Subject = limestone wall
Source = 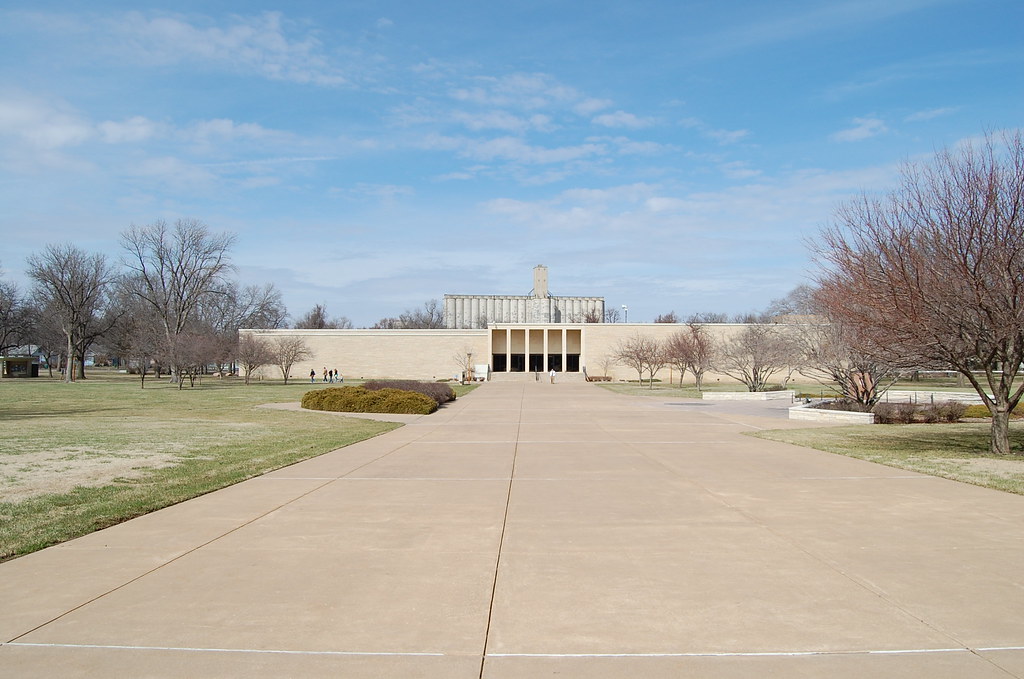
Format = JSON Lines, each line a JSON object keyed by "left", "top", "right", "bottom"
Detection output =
{"left": 240, "top": 322, "right": 811, "bottom": 386}
{"left": 240, "top": 328, "right": 488, "bottom": 382}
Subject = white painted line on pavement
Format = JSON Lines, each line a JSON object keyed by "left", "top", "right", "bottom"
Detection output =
{"left": 4, "top": 642, "right": 445, "bottom": 657}
{"left": 487, "top": 648, "right": 970, "bottom": 658}
{"left": 11, "top": 642, "right": 1022, "bottom": 658}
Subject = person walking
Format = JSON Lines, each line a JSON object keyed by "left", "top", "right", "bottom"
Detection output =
{"left": 323, "top": 366, "right": 328, "bottom": 383}
{"left": 549, "top": 368, "right": 556, "bottom": 384}
{"left": 310, "top": 368, "right": 316, "bottom": 383}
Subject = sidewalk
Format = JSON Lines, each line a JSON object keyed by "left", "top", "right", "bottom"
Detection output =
{"left": 2, "top": 382, "right": 1023, "bottom": 677}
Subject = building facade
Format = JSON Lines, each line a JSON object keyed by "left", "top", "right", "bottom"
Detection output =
{"left": 239, "top": 266, "right": 793, "bottom": 384}
{"left": 240, "top": 322, "right": 755, "bottom": 384}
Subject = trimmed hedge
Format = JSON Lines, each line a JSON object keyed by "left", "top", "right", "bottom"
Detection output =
{"left": 363, "top": 380, "right": 456, "bottom": 405}
{"left": 962, "top": 403, "right": 1024, "bottom": 419}
{"left": 301, "top": 386, "right": 437, "bottom": 415}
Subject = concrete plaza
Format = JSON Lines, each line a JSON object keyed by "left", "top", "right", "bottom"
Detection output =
{"left": 2, "top": 382, "right": 1023, "bottom": 677}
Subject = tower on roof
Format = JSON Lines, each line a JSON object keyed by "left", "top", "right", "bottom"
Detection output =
{"left": 532, "top": 265, "right": 549, "bottom": 298}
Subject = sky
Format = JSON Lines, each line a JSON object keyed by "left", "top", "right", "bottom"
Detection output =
{"left": 1, "top": 0, "right": 1021, "bottom": 327}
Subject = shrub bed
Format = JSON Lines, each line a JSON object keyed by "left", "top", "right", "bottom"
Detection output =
{"left": 812, "top": 399, "right": 968, "bottom": 424}
{"left": 962, "top": 403, "right": 1024, "bottom": 419}
{"left": 363, "top": 380, "right": 455, "bottom": 405}
{"left": 872, "top": 401, "right": 966, "bottom": 424}
{"left": 302, "top": 386, "right": 438, "bottom": 415}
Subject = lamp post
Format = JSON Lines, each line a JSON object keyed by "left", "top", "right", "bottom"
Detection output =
{"left": 621, "top": 305, "right": 628, "bottom": 323}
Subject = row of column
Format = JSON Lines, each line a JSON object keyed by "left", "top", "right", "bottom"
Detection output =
{"left": 498, "top": 327, "right": 576, "bottom": 372}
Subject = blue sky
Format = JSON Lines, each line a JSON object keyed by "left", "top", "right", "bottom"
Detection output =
{"left": 1, "top": 0, "right": 1021, "bottom": 326}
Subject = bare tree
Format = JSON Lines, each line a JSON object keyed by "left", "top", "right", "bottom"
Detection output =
{"left": 814, "top": 131, "right": 1024, "bottom": 455}
{"left": 453, "top": 346, "right": 476, "bottom": 383}
{"left": 603, "top": 307, "right": 622, "bottom": 324}
{"left": 399, "top": 299, "right": 445, "bottom": 329}
{"left": 294, "top": 303, "right": 351, "bottom": 329}
{"left": 686, "top": 311, "right": 728, "bottom": 323}
{"left": 598, "top": 353, "right": 617, "bottom": 378}
{"left": 664, "top": 323, "right": 716, "bottom": 389}
{"left": 796, "top": 320, "right": 899, "bottom": 410}
{"left": 715, "top": 324, "right": 791, "bottom": 392}
{"left": 236, "top": 335, "right": 274, "bottom": 385}
{"left": 272, "top": 336, "right": 311, "bottom": 384}
{"left": 615, "top": 334, "right": 664, "bottom": 389}
{"left": 27, "top": 244, "right": 116, "bottom": 382}
{"left": 372, "top": 299, "right": 445, "bottom": 329}
{"left": 121, "top": 218, "right": 235, "bottom": 381}
{"left": 29, "top": 302, "right": 66, "bottom": 378}
{"left": 766, "top": 284, "right": 819, "bottom": 318}
{"left": 581, "top": 309, "right": 603, "bottom": 323}
{"left": 654, "top": 311, "right": 680, "bottom": 324}
{"left": 0, "top": 267, "right": 32, "bottom": 354}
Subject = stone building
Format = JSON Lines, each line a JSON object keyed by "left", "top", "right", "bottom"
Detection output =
{"left": 443, "top": 265, "right": 605, "bottom": 328}
{"left": 239, "top": 266, "right": 779, "bottom": 384}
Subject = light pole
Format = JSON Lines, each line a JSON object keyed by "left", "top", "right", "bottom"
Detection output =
{"left": 621, "top": 305, "right": 628, "bottom": 323}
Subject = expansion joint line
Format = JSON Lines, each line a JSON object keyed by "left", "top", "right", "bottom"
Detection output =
{"left": 608, "top": 419, "right": 979, "bottom": 660}
{"left": 7, "top": 421, "right": 432, "bottom": 646}
{"left": 477, "top": 383, "right": 524, "bottom": 679}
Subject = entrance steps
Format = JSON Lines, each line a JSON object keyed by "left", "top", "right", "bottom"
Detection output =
{"left": 487, "top": 371, "right": 589, "bottom": 383}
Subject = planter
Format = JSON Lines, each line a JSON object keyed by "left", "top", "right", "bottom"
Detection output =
{"left": 882, "top": 390, "right": 984, "bottom": 405}
{"left": 702, "top": 390, "right": 795, "bottom": 401}
{"left": 789, "top": 402, "right": 875, "bottom": 424}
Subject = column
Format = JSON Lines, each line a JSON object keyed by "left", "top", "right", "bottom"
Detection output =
{"left": 506, "top": 328, "right": 511, "bottom": 373}
{"left": 543, "top": 328, "right": 549, "bottom": 372}
{"left": 561, "top": 327, "right": 567, "bottom": 372}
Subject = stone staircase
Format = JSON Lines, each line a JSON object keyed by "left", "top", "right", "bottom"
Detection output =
{"left": 486, "top": 371, "right": 589, "bottom": 383}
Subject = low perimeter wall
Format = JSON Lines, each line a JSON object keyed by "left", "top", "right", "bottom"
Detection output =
{"left": 881, "top": 390, "right": 985, "bottom": 405}
{"left": 702, "top": 390, "right": 795, "bottom": 401}
{"left": 789, "top": 403, "right": 876, "bottom": 424}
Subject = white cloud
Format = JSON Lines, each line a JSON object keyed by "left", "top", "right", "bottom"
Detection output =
{"left": 588, "top": 136, "right": 673, "bottom": 155}
{"left": 98, "top": 116, "right": 164, "bottom": 143}
{"left": 694, "top": 0, "right": 954, "bottom": 59}
{"left": 0, "top": 96, "right": 92, "bottom": 149}
{"left": 574, "top": 98, "right": 613, "bottom": 116}
{"left": 904, "top": 107, "right": 958, "bottom": 122}
{"left": 109, "top": 11, "right": 348, "bottom": 86}
{"left": 591, "top": 110, "right": 653, "bottom": 129}
{"left": 422, "top": 134, "right": 606, "bottom": 166}
{"left": 330, "top": 182, "right": 414, "bottom": 202}
{"left": 679, "top": 117, "right": 749, "bottom": 145}
{"left": 719, "top": 161, "right": 761, "bottom": 179}
{"left": 449, "top": 73, "right": 597, "bottom": 113}
{"left": 705, "top": 128, "right": 750, "bottom": 144}
{"left": 830, "top": 117, "right": 888, "bottom": 142}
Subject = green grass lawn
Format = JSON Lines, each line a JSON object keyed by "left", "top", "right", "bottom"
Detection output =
{"left": 753, "top": 422, "right": 1024, "bottom": 495}
{"left": 0, "top": 370, "right": 452, "bottom": 561}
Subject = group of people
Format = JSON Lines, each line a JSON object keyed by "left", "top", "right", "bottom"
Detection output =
{"left": 309, "top": 367, "right": 343, "bottom": 384}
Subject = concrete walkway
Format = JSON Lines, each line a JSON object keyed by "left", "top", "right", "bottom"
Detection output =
{"left": 2, "top": 382, "right": 1024, "bottom": 677}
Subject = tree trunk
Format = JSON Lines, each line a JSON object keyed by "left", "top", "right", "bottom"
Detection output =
{"left": 65, "top": 335, "right": 75, "bottom": 383}
{"left": 991, "top": 410, "right": 1013, "bottom": 456}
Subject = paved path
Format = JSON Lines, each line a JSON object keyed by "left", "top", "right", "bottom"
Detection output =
{"left": 2, "top": 383, "right": 1024, "bottom": 677}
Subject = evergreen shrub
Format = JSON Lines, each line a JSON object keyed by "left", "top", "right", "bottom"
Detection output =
{"left": 301, "top": 386, "right": 437, "bottom": 415}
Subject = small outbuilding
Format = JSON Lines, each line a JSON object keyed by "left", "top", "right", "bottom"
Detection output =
{"left": 1, "top": 356, "right": 40, "bottom": 378}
